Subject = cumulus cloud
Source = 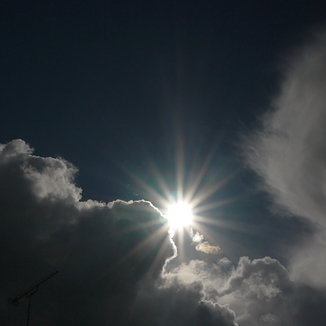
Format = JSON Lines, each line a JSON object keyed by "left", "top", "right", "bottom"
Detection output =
{"left": 163, "top": 255, "right": 326, "bottom": 326}
{"left": 132, "top": 277, "right": 237, "bottom": 326}
{"left": 2, "top": 138, "right": 326, "bottom": 325}
{"left": 0, "top": 140, "right": 173, "bottom": 325}
{"left": 244, "top": 31, "right": 326, "bottom": 288}
{"left": 0, "top": 139, "right": 237, "bottom": 326}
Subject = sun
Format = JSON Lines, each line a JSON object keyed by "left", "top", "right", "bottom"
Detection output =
{"left": 167, "top": 202, "right": 193, "bottom": 229}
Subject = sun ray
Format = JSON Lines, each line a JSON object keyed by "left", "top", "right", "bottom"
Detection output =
{"left": 175, "top": 128, "right": 185, "bottom": 203}
{"left": 126, "top": 171, "right": 171, "bottom": 208}
{"left": 191, "top": 195, "right": 244, "bottom": 215}
{"left": 184, "top": 148, "right": 215, "bottom": 204}
{"left": 189, "top": 171, "right": 239, "bottom": 208}
{"left": 87, "top": 219, "right": 171, "bottom": 293}
{"left": 113, "top": 221, "right": 171, "bottom": 270}
{"left": 176, "top": 226, "right": 186, "bottom": 262}
{"left": 147, "top": 161, "right": 176, "bottom": 204}
{"left": 146, "top": 229, "right": 176, "bottom": 277}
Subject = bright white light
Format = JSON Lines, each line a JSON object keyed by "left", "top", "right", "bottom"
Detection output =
{"left": 167, "top": 202, "right": 193, "bottom": 229}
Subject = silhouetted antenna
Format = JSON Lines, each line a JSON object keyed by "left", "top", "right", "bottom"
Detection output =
{"left": 8, "top": 270, "right": 58, "bottom": 326}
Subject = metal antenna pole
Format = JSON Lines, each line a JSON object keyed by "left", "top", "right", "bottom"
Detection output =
{"left": 25, "top": 286, "right": 38, "bottom": 326}
{"left": 8, "top": 270, "right": 58, "bottom": 325}
{"left": 26, "top": 294, "right": 32, "bottom": 326}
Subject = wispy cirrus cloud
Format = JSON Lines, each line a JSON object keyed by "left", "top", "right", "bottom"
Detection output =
{"left": 244, "top": 31, "right": 326, "bottom": 288}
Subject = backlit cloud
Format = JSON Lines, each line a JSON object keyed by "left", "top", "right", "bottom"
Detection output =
{"left": 191, "top": 231, "right": 221, "bottom": 254}
{"left": 0, "top": 140, "right": 173, "bottom": 325}
{"left": 0, "top": 139, "right": 235, "bottom": 325}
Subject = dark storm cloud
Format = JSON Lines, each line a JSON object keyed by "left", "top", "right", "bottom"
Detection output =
{"left": 132, "top": 278, "right": 236, "bottom": 326}
{"left": 0, "top": 139, "right": 172, "bottom": 325}
{"left": 0, "top": 139, "right": 235, "bottom": 326}
{"left": 244, "top": 31, "right": 326, "bottom": 288}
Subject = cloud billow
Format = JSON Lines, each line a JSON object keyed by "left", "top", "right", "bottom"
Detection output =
{"left": 163, "top": 255, "right": 326, "bottom": 326}
{"left": 0, "top": 139, "right": 236, "bottom": 325}
{"left": 0, "top": 139, "right": 173, "bottom": 325}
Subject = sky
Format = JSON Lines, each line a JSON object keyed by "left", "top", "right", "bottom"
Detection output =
{"left": 2, "top": 1, "right": 326, "bottom": 325}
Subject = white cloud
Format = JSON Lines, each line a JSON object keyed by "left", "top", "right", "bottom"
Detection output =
{"left": 191, "top": 230, "right": 221, "bottom": 254}
{"left": 163, "top": 255, "right": 326, "bottom": 325}
{"left": 244, "top": 31, "right": 326, "bottom": 288}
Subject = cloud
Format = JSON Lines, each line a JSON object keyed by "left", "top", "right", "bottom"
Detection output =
{"left": 132, "top": 277, "right": 237, "bottom": 326}
{"left": 243, "top": 31, "right": 326, "bottom": 288}
{"left": 191, "top": 231, "right": 221, "bottom": 255}
{"left": 2, "top": 138, "right": 326, "bottom": 325}
{"left": 0, "top": 139, "right": 238, "bottom": 326}
{"left": 0, "top": 140, "right": 173, "bottom": 325}
{"left": 195, "top": 241, "right": 221, "bottom": 254}
{"left": 163, "top": 255, "right": 326, "bottom": 326}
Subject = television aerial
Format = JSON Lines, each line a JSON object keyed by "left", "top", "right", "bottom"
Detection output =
{"left": 8, "top": 270, "right": 58, "bottom": 326}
